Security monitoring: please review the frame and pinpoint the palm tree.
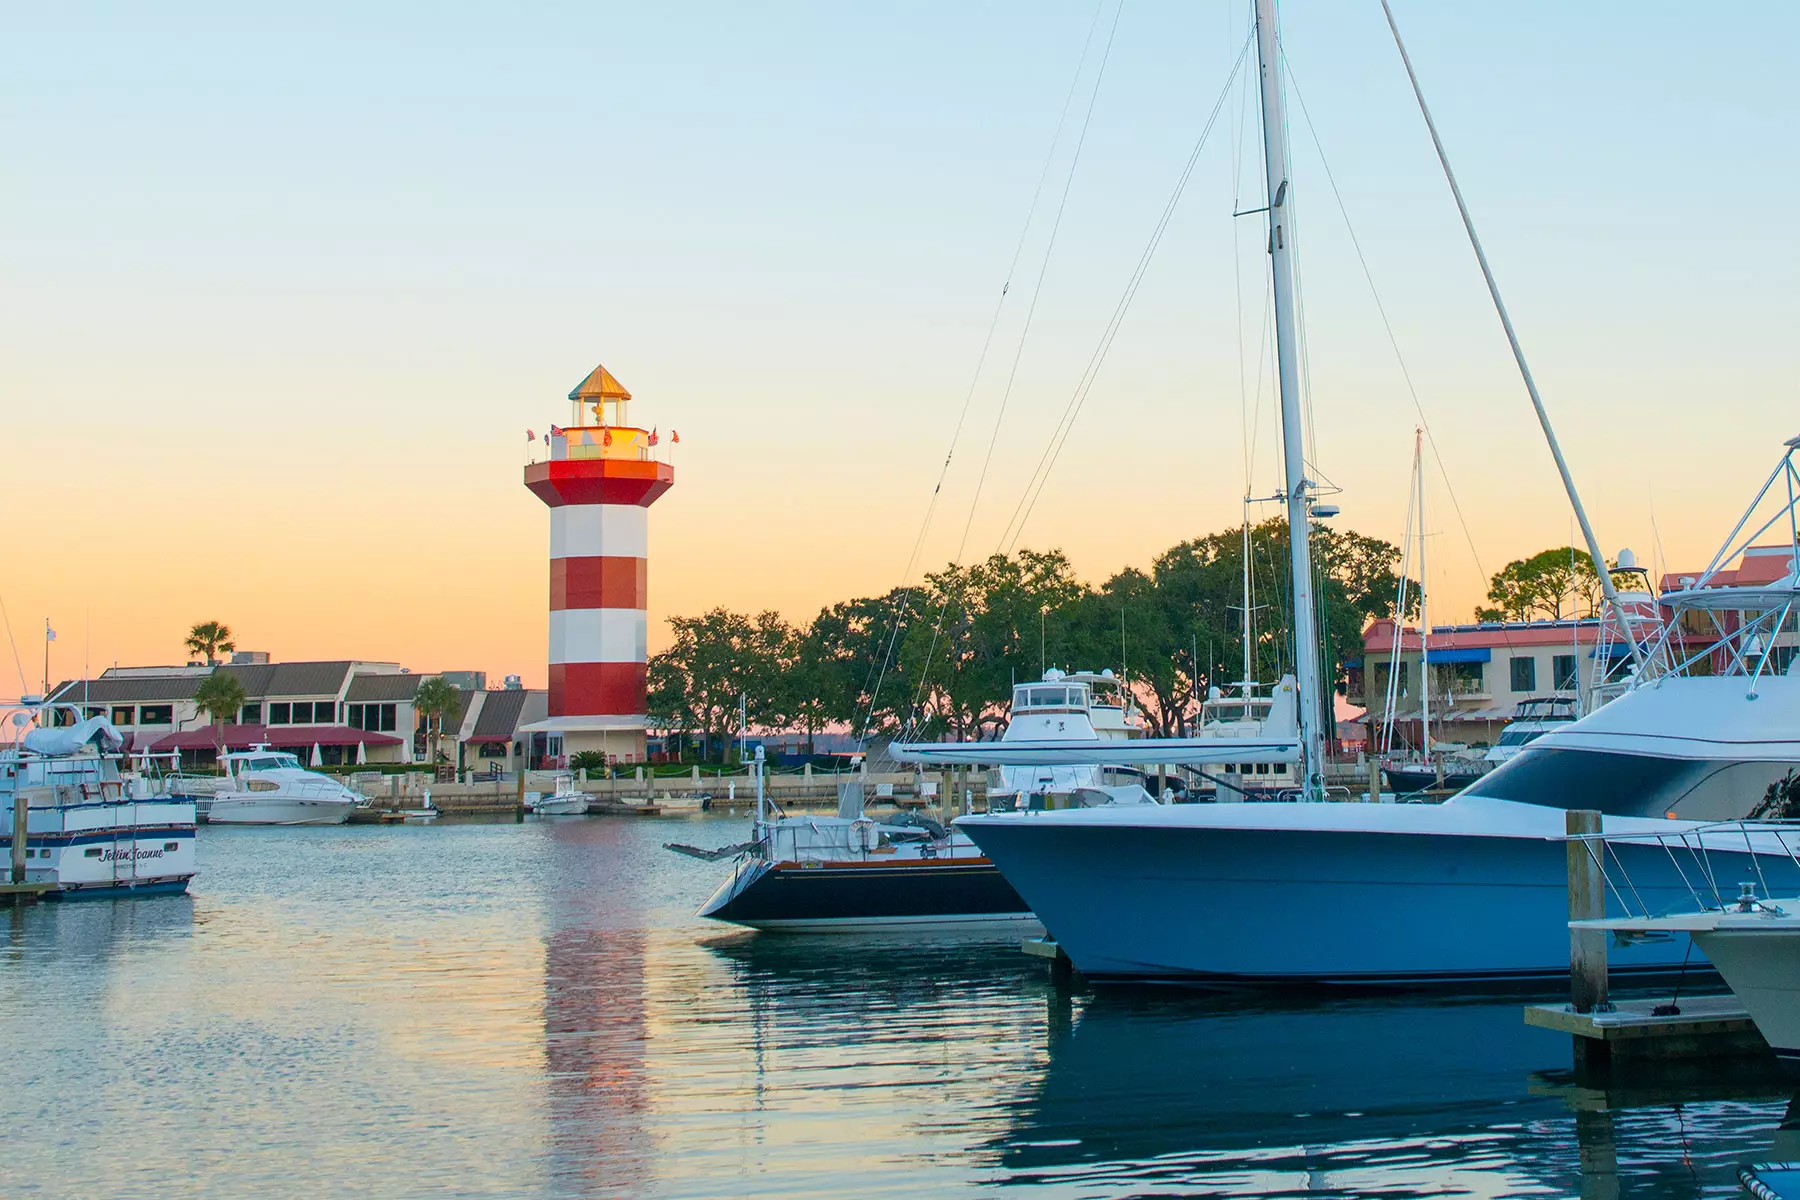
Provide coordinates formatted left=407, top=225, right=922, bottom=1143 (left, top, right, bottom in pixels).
left=185, top=621, right=236, bottom=666
left=412, top=676, right=463, bottom=768
left=192, top=671, right=248, bottom=768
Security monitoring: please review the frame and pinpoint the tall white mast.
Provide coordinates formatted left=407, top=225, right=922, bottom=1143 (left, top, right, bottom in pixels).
left=1253, top=0, right=1326, bottom=797
left=1413, top=429, right=1431, bottom=757
left=1241, top=496, right=1254, bottom=690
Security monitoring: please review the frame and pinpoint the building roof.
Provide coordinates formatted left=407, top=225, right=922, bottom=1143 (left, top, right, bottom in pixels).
left=568, top=363, right=631, bottom=403
left=1362, top=617, right=1603, bottom=655
left=1661, top=544, right=1798, bottom=591
left=48, top=675, right=205, bottom=704
left=344, top=673, right=421, bottom=702
left=470, top=689, right=531, bottom=741
left=146, top=723, right=403, bottom=751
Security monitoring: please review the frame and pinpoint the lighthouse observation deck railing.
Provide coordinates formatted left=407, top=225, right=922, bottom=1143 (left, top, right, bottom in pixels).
left=551, top=426, right=661, bottom=464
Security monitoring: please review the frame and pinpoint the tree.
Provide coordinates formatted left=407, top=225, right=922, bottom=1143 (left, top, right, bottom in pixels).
left=898, top=549, right=1085, bottom=741
left=192, top=671, right=247, bottom=765
left=648, top=608, right=790, bottom=760
left=412, top=676, right=463, bottom=766
left=1475, top=548, right=1604, bottom=623
left=185, top=621, right=235, bottom=666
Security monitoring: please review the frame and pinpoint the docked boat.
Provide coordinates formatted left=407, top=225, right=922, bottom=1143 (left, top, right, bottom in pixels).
left=1, top=707, right=197, bottom=897
left=678, top=672, right=1188, bottom=934
left=527, top=776, right=589, bottom=815
left=911, top=0, right=1800, bottom=985
left=1575, top=820, right=1800, bottom=1074
left=943, top=480, right=1800, bottom=982
left=1481, top=695, right=1580, bottom=766
left=205, top=747, right=365, bottom=825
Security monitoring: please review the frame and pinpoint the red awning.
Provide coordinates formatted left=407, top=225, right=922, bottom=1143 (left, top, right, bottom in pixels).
left=462, top=734, right=515, bottom=745
left=147, top=723, right=404, bottom=752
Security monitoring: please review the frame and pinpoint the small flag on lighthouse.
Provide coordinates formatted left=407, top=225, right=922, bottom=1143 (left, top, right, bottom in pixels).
left=45, top=627, right=56, bottom=642
left=526, top=429, right=536, bottom=442
left=672, top=430, right=680, bottom=444
left=603, top=429, right=614, bottom=447
left=647, top=428, right=659, bottom=446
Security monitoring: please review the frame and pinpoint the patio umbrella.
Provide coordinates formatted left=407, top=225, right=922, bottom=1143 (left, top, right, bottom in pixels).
left=355, top=741, right=367, bottom=765
left=310, top=743, right=323, bottom=767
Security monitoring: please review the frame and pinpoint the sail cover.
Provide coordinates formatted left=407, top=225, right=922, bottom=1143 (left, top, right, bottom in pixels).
left=889, top=736, right=1300, bottom=767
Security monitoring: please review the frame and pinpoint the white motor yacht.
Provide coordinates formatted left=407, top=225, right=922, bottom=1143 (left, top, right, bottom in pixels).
left=1, top=707, right=197, bottom=897
left=949, top=440, right=1800, bottom=983
left=923, top=0, right=1800, bottom=985
left=984, top=669, right=1164, bottom=809
left=1482, top=695, right=1580, bottom=766
left=205, top=747, right=365, bottom=826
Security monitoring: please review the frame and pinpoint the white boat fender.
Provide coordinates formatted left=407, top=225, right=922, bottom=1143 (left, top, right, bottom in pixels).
left=849, top=817, right=879, bottom=853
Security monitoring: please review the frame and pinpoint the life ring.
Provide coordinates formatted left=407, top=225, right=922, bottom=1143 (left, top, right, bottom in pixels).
left=849, top=817, right=879, bottom=854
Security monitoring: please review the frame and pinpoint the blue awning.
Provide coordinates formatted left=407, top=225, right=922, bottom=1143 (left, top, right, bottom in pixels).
left=1428, top=647, right=1491, bottom=664
left=1590, top=643, right=1633, bottom=660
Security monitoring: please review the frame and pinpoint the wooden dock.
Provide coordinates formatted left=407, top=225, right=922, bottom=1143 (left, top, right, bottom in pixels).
left=0, top=881, right=58, bottom=907
left=1525, top=995, right=1770, bottom=1066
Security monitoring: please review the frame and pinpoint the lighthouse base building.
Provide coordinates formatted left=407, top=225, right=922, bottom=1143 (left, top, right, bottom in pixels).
left=520, top=363, right=673, bottom=764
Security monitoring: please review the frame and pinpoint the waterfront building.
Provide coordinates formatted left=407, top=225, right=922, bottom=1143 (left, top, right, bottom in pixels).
left=1349, top=618, right=1605, bottom=750
left=521, top=363, right=674, bottom=764
left=46, top=657, right=545, bottom=770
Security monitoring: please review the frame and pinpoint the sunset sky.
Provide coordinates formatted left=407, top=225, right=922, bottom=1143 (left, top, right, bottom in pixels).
left=6, top=1, right=1797, bottom=691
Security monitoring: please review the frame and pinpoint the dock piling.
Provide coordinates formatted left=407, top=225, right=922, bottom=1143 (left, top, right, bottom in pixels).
left=10, top=788, right=26, bottom=884
left=1567, top=808, right=1610, bottom=1016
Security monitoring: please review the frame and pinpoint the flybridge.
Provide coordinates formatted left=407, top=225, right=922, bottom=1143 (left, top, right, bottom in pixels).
left=891, top=675, right=1302, bottom=768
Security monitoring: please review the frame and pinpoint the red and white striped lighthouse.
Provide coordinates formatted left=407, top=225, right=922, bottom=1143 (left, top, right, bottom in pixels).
left=523, top=363, right=674, bottom=762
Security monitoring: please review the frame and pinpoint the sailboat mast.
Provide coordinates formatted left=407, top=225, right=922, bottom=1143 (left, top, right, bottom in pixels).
left=1253, top=0, right=1326, bottom=797
left=1241, top=496, right=1253, bottom=690
left=1414, top=430, right=1431, bottom=757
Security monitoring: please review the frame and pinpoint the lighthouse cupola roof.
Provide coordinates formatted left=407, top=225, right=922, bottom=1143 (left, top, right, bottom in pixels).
left=568, top=362, right=634, bottom=429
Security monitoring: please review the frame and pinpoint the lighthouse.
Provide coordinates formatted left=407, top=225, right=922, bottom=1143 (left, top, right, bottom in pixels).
left=522, top=363, right=674, bottom=763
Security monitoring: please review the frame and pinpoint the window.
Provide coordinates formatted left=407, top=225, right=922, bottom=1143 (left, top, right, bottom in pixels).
left=163, top=842, right=179, bottom=852
left=1510, top=656, right=1537, bottom=693
left=111, top=706, right=135, bottom=726
left=84, top=847, right=102, bottom=858
left=1553, top=655, right=1579, bottom=691
left=370, top=703, right=396, bottom=732
left=240, top=703, right=261, bottom=724
left=478, top=742, right=507, bottom=758
left=138, top=705, right=172, bottom=726
left=269, top=702, right=291, bottom=725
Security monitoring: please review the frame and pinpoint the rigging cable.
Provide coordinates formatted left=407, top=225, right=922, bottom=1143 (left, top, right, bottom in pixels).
left=901, top=0, right=1131, bottom=733
left=855, top=0, right=1116, bottom=744
left=998, top=29, right=1254, bottom=554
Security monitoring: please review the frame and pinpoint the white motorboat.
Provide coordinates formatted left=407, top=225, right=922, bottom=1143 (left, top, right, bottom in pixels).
left=527, top=776, right=589, bottom=815
left=1, top=707, right=197, bottom=897
left=1481, top=695, right=1580, bottom=766
left=984, top=669, right=1164, bottom=809
left=205, top=747, right=365, bottom=826
left=913, top=0, right=1800, bottom=985
left=1575, top=820, right=1800, bottom=1074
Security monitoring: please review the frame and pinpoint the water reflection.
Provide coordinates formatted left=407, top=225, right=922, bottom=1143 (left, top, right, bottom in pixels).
left=2, top=816, right=1798, bottom=1198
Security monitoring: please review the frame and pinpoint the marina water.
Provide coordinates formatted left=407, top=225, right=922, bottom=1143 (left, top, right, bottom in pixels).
left=2, top=814, right=1794, bottom=1198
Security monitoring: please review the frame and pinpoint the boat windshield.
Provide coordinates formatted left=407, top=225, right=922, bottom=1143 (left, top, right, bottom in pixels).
left=1014, top=685, right=1087, bottom=711
left=243, top=754, right=302, bottom=771
left=1494, top=729, right=1543, bottom=748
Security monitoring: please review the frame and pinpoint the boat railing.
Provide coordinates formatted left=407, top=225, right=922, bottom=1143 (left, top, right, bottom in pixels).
left=1570, top=819, right=1800, bottom=921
